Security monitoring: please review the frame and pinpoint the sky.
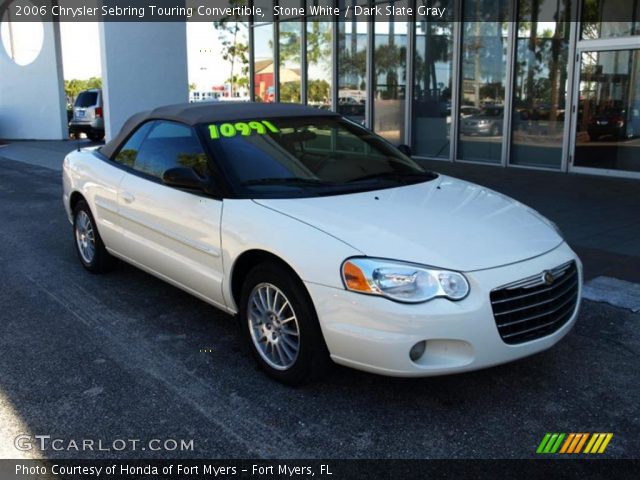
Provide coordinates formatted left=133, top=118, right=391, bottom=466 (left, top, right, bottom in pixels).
left=56, top=22, right=231, bottom=89
left=59, top=22, right=102, bottom=78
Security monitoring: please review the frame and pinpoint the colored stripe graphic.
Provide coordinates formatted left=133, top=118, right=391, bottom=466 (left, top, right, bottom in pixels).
left=584, top=433, right=614, bottom=454
left=584, top=434, right=599, bottom=454
left=537, top=433, right=552, bottom=454
left=538, top=433, right=613, bottom=454
left=573, top=433, right=589, bottom=453
left=597, top=433, right=613, bottom=453
left=550, top=433, right=565, bottom=453
left=537, top=433, right=565, bottom=454
left=597, top=433, right=614, bottom=453
left=559, top=434, right=575, bottom=454
left=543, top=434, right=559, bottom=453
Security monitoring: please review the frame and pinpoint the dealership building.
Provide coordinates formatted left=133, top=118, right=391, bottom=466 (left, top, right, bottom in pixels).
left=251, top=0, right=639, bottom=179
left=1, top=0, right=639, bottom=179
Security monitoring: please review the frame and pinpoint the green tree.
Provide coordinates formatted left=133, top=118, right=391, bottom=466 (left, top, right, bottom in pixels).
left=307, top=22, right=332, bottom=65
left=308, top=79, right=330, bottom=103
left=279, top=24, right=301, bottom=66
left=338, top=46, right=366, bottom=90
left=64, top=77, right=102, bottom=105
left=213, top=0, right=249, bottom=96
left=280, top=81, right=301, bottom=103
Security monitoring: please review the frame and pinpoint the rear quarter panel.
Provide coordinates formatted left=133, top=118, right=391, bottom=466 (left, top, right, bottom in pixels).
left=63, top=149, right=125, bottom=249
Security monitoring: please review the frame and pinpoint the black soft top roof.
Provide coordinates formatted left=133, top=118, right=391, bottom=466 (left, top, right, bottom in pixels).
left=100, top=102, right=339, bottom=158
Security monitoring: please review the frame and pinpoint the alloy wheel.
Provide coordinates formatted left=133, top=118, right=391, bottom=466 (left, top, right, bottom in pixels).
left=247, top=283, right=300, bottom=370
left=75, top=210, right=96, bottom=264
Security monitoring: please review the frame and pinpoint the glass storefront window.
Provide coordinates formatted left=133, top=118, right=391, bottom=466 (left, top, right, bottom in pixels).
left=306, top=20, right=333, bottom=109
left=373, top=5, right=408, bottom=145
left=279, top=22, right=303, bottom=103
left=338, top=1, right=368, bottom=124
left=581, top=0, right=640, bottom=39
left=458, top=0, right=511, bottom=164
left=574, top=49, right=640, bottom=173
left=510, top=0, right=573, bottom=169
left=412, top=1, right=453, bottom=158
left=253, top=0, right=275, bottom=22
left=253, top=23, right=275, bottom=102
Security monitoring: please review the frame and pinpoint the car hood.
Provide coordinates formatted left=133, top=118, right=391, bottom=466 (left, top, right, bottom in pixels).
left=253, top=175, right=563, bottom=271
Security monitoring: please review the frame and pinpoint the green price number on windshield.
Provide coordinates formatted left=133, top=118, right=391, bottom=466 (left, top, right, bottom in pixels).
left=209, top=120, right=279, bottom=140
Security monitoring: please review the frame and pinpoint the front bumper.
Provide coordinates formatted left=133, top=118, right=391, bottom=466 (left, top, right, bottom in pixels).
left=69, top=120, right=103, bottom=134
left=306, top=243, right=581, bottom=377
left=587, top=125, right=624, bottom=137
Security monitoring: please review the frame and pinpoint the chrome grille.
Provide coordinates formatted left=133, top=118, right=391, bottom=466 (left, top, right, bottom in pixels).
left=490, top=261, right=579, bottom=345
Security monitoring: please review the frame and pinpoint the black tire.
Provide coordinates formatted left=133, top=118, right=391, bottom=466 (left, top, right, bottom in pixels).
left=72, top=200, right=114, bottom=273
left=239, top=262, right=331, bottom=385
left=88, top=130, right=104, bottom=142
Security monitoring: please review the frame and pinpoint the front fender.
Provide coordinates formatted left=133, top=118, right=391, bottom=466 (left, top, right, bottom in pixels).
left=221, top=199, right=362, bottom=312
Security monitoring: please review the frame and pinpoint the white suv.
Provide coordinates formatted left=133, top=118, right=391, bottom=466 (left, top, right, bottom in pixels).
left=69, top=89, right=105, bottom=142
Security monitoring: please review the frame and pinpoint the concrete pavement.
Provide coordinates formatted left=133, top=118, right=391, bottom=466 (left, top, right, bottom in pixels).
left=0, top=139, right=99, bottom=171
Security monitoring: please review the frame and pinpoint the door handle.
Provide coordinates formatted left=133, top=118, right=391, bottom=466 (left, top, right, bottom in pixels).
left=121, top=192, right=135, bottom=204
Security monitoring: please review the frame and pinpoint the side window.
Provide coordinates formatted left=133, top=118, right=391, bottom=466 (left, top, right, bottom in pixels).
left=113, top=121, right=154, bottom=168
left=134, top=121, right=209, bottom=179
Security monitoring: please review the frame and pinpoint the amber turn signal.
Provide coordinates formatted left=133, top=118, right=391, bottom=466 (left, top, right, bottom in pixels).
left=342, top=261, right=372, bottom=293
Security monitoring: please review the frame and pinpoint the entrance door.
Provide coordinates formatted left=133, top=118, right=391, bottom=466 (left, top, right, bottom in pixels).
left=570, top=46, right=640, bottom=178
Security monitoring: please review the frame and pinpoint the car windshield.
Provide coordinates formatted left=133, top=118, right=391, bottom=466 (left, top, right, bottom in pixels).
left=75, top=91, right=98, bottom=108
left=200, top=116, right=437, bottom=198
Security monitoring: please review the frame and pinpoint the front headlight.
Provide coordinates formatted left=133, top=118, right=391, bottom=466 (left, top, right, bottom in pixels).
left=341, top=258, right=470, bottom=303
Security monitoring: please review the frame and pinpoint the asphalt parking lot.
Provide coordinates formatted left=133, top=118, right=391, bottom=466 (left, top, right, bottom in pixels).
left=0, top=156, right=639, bottom=460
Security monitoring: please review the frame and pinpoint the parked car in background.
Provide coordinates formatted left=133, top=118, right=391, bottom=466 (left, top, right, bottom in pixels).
left=460, top=106, right=504, bottom=137
left=69, top=89, right=105, bottom=142
left=460, top=106, right=482, bottom=118
left=337, top=97, right=366, bottom=125
left=587, top=107, right=640, bottom=141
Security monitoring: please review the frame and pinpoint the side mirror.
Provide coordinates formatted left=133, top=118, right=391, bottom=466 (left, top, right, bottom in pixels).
left=397, top=144, right=412, bottom=157
left=162, top=167, right=208, bottom=191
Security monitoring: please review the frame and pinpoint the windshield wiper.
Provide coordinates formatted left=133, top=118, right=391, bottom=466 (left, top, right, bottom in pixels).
left=346, top=171, right=437, bottom=184
left=241, top=177, right=331, bottom=187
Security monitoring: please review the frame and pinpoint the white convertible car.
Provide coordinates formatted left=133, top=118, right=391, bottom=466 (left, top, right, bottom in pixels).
left=63, top=103, right=582, bottom=384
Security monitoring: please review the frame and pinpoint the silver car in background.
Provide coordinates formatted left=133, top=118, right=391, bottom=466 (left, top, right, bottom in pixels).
left=69, top=89, right=105, bottom=142
left=460, top=106, right=504, bottom=137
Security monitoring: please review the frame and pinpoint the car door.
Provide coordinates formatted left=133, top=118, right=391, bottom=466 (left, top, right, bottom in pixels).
left=112, top=120, right=226, bottom=309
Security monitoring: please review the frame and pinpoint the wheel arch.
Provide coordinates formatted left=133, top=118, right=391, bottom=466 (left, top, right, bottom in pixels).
left=69, top=191, right=87, bottom=212
left=229, top=249, right=307, bottom=313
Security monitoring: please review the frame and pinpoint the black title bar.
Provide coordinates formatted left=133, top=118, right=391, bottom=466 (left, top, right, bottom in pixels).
left=1, top=0, right=639, bottom=22
left=1, top=459, right=639, bottom=480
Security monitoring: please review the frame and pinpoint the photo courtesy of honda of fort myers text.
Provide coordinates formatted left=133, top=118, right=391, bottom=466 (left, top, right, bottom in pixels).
left=1, top=0, right=639, bottom=479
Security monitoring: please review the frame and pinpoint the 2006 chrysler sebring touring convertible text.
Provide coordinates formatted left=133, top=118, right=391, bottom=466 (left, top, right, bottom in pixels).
left=62, top=103, right=582, bottom=384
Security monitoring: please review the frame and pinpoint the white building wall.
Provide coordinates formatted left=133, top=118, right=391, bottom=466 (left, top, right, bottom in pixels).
left=99, top=22, right=188, bottom=140
left=0, top=21, right=67, bottom=140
